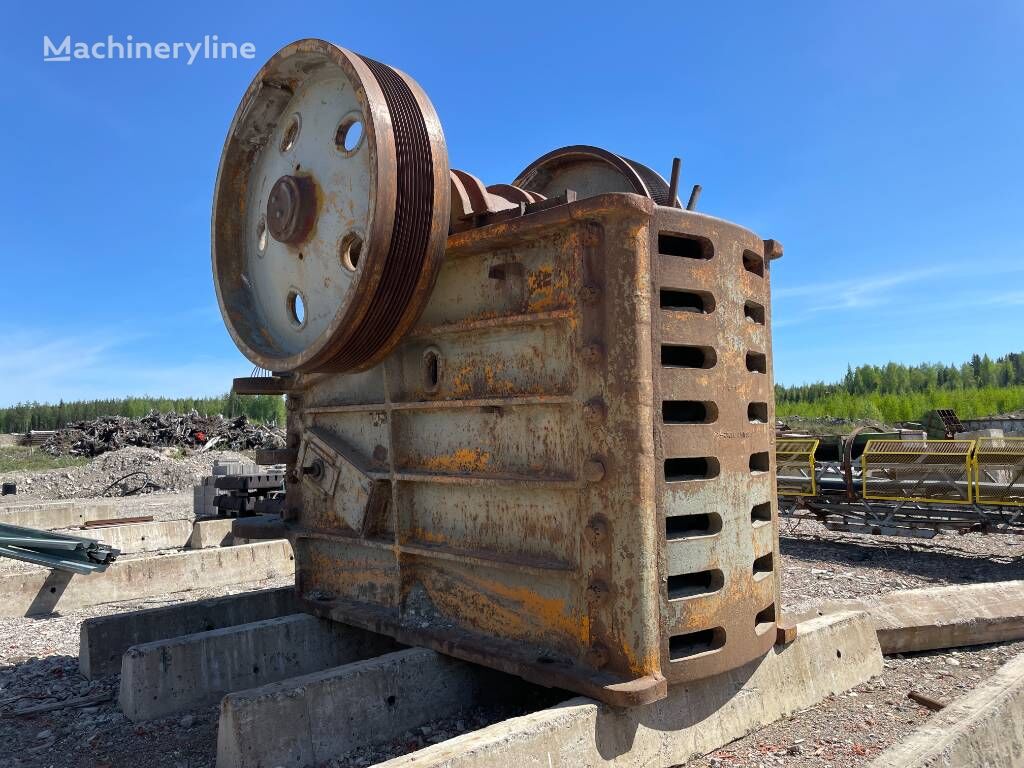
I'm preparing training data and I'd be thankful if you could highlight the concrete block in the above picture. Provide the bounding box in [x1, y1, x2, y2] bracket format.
[80, 586, 300, 679]
[120, 613, 402, 721]
[189, 518, 244, 548]
[790, 580, 1024, 654]
[0, 540, 294, 618]
[72, 519, 192, 554]
[871, 650, 1024, 767]
[217, 647, 514, 768]
[368, 611, 882, 768]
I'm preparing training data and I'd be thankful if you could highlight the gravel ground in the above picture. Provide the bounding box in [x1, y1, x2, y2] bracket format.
[682, 519, 1024, 768]
[0, 576, 291, 768]
[1, 508, 1022, 767]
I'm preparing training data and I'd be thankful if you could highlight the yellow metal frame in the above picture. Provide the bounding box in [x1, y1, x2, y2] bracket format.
[775, 438, 819, 497]
[974, 437, 1024, 507]
[861, 439, 976, 505]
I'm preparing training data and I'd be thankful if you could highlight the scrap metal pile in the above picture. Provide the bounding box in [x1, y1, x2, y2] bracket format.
[214, 39, 782, 707]
[42, 411, 285, 457]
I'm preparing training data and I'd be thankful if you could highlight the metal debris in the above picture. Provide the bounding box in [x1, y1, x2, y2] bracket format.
[41, 411, 284, 457]
[0, 521, 120, 574]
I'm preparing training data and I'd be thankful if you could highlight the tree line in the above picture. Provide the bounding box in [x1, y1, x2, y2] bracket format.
[777, 352, 1024, 424]
[0, 394, 286, 433]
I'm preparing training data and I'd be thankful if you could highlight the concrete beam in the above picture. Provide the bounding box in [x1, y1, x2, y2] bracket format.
[189, 518, 249, 549]
[1, 498, 126, 529]
[369, 611, 882, 768]
[871, 651, 1024, 768]
[0, 540, 294, 618]
[0, 496, 186, 530]
[68, 519, 192, 554]
[789, 580, 1024, 654]
[216, 611, 881, 768]
[120, 613, 402, 721]
[216, 647, 517, 768]
[80, 586, 299, 679]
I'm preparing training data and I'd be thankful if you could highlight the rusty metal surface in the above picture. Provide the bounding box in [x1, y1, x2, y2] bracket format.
[650, 205, 781, 682]
[271, 193, 781, 705]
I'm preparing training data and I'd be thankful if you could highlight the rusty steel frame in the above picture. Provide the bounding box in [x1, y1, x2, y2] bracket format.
[265, 193, 781, 707]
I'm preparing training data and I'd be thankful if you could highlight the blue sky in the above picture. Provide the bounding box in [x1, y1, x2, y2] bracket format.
[2, 2, 1022, 407]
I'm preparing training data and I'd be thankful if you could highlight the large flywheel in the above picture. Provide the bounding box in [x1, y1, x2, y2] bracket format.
[212, 39, 449, 374]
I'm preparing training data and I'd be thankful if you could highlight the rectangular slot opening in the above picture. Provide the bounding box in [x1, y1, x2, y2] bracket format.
[663, 345, 716, 369]
[742, 250, 765, 277]
[753, 552, 774, 576]
[669, 628, 726, 660]
[660, 289, 714, 314]
[659, 233, 713, 260]
[749, 452, 770, 473]
[754, 603, 777, 630]
[746, 351, 767, 373]
[666, 512, 722, 539]
[744, 300, 766, 325]
[665, 457, 720, 482]
[667, 569, 724, 600]
[663, 400, 717, 424]
[748, 402, 768, 423]
[751, 502, 772, 525]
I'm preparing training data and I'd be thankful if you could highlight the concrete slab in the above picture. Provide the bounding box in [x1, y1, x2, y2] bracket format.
[120, 613, 402, 721]
[369, 611, 882, 768]
[871, 650, 1024, 767]
[216, 647, 520, 768]
[80, 586, 300, 679]
[0, 540, 294, 617]
[66, 519, 192, 554]
[790, 580, 1024, 654]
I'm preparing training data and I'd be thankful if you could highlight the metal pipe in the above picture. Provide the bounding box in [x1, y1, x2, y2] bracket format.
[686, 184, 702, 211]
[667, 158, 681, 208]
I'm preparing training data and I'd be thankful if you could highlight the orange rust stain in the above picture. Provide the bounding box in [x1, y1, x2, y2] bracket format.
[526, 264, 572, 312]
[469, 578, 591, 645]
[408, 527, 448, 545]
[420, 447, 492, 473]
[620, 644, 661, 676]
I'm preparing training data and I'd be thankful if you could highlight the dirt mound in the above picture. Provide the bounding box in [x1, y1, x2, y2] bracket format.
[0, 446, 253, 500]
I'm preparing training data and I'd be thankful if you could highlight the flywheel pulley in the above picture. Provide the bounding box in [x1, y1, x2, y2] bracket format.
[212, 39, 450, 374]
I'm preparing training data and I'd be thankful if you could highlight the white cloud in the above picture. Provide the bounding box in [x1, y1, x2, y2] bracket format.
[774, 266, 949, 309]
[0, 329, 248, 407]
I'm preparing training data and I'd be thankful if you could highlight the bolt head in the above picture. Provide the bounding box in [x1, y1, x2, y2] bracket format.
[582, 398, 606, 424]
[583, 458, 606, 483]
[581, 344, 604, 365]
[585, 515, 609, 545]
[579, 284, 601, 304]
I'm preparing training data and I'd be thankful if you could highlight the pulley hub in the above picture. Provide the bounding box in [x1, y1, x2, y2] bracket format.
[266, 175, 316, 245]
